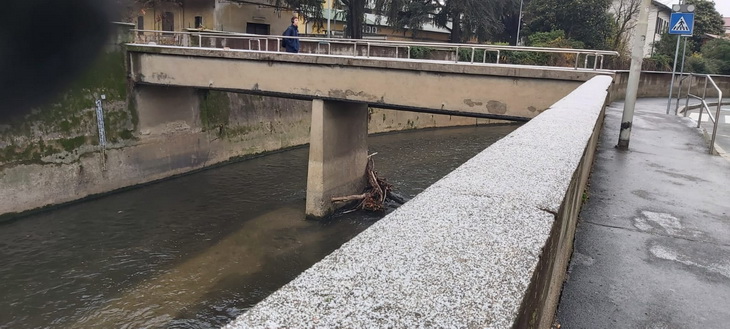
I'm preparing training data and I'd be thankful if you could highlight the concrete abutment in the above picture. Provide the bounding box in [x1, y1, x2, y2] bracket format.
[133, 85, 201, 136]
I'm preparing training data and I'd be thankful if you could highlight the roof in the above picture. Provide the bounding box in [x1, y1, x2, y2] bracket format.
[652, 0, 672, 12]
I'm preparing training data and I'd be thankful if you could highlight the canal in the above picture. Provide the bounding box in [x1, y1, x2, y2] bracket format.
[0, 124, 519, 329]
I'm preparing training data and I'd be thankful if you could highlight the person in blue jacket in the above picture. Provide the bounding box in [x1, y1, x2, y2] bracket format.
[282, 17, 300, 53]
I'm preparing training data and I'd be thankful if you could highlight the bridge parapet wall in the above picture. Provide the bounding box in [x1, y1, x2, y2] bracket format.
[610, 71, 730, 102]
[224, 76, 614, 329]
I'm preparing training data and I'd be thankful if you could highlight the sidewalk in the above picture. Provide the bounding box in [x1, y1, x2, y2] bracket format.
[557, 98, 730, 328]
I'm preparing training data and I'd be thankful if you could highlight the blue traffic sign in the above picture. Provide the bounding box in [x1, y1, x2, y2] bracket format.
[669, 12, 694, 35]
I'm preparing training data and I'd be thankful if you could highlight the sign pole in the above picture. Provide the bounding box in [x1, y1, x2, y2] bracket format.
[675, 36, 689, 115]
[666, 36, 682, 115]
[665, 3, 695, 114]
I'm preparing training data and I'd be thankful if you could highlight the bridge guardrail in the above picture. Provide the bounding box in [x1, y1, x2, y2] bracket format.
[130, 29, 619, 71]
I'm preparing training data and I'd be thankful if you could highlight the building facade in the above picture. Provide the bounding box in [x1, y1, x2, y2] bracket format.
[124, 0, 450, 42]
[304, 0, 450, 41]
[611, 0, 671, 57]
[126, 0, 296, 35]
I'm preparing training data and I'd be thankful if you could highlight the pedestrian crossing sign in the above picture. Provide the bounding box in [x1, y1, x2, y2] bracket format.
[669, 12, 694, 35]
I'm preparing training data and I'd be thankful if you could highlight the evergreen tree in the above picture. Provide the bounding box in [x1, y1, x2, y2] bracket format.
[524, 0, 613, 49]
[374, 0, 520, 43]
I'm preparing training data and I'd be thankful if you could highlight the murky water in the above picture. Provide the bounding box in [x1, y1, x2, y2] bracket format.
[0, 124, 519, 329]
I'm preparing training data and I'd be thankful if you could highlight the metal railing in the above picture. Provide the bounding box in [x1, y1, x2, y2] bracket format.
[680, 73, 724, 154]
[130, 29, 619, 70]
[134, 29, 197, 46]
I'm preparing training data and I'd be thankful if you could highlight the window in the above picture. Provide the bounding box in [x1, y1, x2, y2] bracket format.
[246, 23, 270, 35]
[195, 16, 203, 29]
[137, 16, 144, 35]
[162, 12, 175, 32]
[656, 17, 668, 34]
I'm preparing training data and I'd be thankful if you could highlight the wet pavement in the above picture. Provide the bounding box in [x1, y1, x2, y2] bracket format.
[557, 98, 730, 328]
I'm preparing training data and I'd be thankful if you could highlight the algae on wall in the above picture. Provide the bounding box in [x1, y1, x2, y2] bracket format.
[200, 90, 231, 134]
[0, 50, 136, 167]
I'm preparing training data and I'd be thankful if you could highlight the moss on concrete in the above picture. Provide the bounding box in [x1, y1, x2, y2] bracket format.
[128, 93, 140, 127]
[0, 50, 134, 166]
[119, 129, 135, 140]
[58, 136, 87, 152]
[200, 90, 231, 132]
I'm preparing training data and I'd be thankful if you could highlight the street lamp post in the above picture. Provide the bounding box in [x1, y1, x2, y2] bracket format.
[516, 0, 524, 46]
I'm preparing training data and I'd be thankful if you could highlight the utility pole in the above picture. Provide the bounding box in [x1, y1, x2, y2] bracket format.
[326, 0, 331, 37]
[515, 0, 524, 46]
[617, 0, 652, 149]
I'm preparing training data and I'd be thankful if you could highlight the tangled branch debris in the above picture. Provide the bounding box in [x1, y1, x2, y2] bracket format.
[331, 153, 405, 212]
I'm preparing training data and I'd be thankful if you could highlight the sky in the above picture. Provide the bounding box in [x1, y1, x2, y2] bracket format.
[714, 1, 730, 17]
[657, 0, 730, 17]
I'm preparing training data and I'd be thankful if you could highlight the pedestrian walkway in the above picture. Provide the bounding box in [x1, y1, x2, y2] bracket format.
[557, 98, 730, 328]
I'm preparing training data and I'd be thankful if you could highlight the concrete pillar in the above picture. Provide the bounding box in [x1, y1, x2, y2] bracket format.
[306, 99, 369, 219]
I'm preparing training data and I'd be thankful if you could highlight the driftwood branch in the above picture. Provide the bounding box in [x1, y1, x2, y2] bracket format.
[332, 193, 369, 203]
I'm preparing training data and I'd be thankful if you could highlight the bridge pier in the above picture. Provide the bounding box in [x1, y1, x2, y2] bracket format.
[306, 99, 369, 219]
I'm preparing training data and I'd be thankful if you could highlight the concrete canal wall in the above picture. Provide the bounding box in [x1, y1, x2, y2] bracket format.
[0, 83, 496, 217]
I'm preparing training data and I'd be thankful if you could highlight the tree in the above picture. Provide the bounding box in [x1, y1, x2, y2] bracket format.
[610, 0, 642, 55]
[266, 0, 326, 29]
[115, 0, 176, 21]
[340, 0, 366, 39]
[373, 0, 437, 40]
[524, 0, 613, 49]
[494, 5, 524, 46]
[134, 0, 181, 6]
[374, 0, 520, 43]
[686, 39, 730, 74]
[702, 39, 730, 64]
[652, 34, 687, 58]
[684, 0, 724, 53]
[703, 39, 730, 74]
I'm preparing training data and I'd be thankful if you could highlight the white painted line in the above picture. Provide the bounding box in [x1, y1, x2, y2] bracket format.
[688, 113, 710, 122]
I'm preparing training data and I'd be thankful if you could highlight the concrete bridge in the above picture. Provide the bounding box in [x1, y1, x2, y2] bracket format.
[126, 43, 613, 218]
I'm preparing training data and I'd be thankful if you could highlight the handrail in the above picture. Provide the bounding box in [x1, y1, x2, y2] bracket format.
[130, 29, 619, 70]
[685, 95, 716, 124]
[682, 73, 724, 154]
[191, 31, 620, 55]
